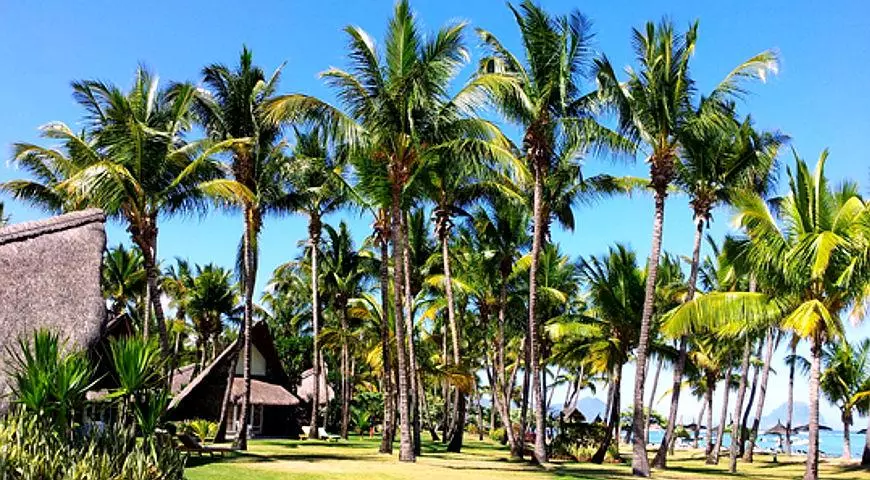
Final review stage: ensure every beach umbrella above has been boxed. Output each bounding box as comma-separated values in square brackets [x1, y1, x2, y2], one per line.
[764, 420, 789, 436]
[793, 424, 832, 433]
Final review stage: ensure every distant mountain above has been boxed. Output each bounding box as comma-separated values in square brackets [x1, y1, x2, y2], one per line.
[761, 401, 827, 428]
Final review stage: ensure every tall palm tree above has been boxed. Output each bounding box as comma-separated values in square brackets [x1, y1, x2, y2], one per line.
[5, 68, 226, 356]
[284, 126, 348, 439]
[658, 109, 785, 467]
[552, 244, 645, 463]
[476, 1, 628, 462]
[669, 151, 870, 479]
[596, 20, 776, 474]
[471, 199, 530, 457]
[187, 264, 238, 370]
[268, 1, 514, 460]
[320, 221, 370, 439]
[194, 47, 286, 449]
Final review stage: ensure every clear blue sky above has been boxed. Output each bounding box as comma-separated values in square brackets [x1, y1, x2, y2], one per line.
[2, 0, 869, 425]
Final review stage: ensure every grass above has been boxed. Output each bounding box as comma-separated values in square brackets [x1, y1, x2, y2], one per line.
[184, 436, 869, 480]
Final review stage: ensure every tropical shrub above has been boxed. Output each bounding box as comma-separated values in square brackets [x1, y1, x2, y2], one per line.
[181, 419, 218, 443]
[550, 422, 608, 461]
[0, 406, 186, 480]
[489, 427, 507, 443]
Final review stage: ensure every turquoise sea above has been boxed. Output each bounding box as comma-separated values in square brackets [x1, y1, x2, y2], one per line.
[646, 430, 866, 458]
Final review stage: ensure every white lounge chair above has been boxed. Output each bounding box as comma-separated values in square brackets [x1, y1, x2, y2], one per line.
[301, 425, 340, 441]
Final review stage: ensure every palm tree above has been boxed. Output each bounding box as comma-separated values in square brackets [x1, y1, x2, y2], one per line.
[187, 264, 238, 370]
[102, 244, 146, 321]
[552, 244, 645, 463]
[476, 1, 630, 462]
[596, 20, 777, 474]
[6, 68, 227, 357]
[819, 339, 870, 461]
[661, 111, 785, 467]
[194, 47, 285, 449]
[268, 1, 514, 460]
[669, 151, 870, 479]
[320, 221, 370, 439]
[283, 127, 348, 439]
[471, 199, 530, 457]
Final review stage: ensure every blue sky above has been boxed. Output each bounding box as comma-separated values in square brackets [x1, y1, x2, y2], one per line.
[2, 0, 869, 425]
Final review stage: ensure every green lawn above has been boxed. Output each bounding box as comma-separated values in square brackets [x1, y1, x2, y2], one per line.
[184, 436, 869, 480]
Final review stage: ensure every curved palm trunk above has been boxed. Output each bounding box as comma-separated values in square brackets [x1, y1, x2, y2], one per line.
[519, 333, 531, 458]
[593, 366, 621, 464]
[390, 181, 414, 462]
[633, 190, 669, 476]
[235, 208, 257, 450]
[418, 369, 439, 441]
[786, 343, 796, 456]
[440, 321, 450, 442]
[645, 356, 663, 444]
[654, 216, 704, 469]
[528, 161, 548, 464]
[842, 410, 852, 461]
[740, 340, 763, 456]
[136, 229, 171, 357]
[744, 330, 776, 462]
[711, 367, 732, 464]
[213, 347, 240, 443]
[401, 217, 421, 455]
[377, 237, 395, 454]
[497, 273, 520, 457]
[804, 338, 821, 480]
[309, 218, 322, 440]
[729, 336, 753, 472]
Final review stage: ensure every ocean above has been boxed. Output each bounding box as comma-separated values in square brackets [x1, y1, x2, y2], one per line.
[646, 429, 866, 458]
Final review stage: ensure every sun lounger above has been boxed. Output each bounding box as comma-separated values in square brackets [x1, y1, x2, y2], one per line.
[177, 433, 236, 456]
[300, 426, 340, 441]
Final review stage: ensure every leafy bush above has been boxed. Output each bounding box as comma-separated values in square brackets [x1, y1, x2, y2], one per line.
[551, 422, 608, 461]
[0, 406, 186, 480]
[181, 419, 218, 443]
[489, 427, 506, 443]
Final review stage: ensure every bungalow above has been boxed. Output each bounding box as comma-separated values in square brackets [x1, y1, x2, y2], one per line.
[168, 321, 333, 438]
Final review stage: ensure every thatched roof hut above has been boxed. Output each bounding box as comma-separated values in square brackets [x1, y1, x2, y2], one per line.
[765, 420, 789, 436]
[296, 366, 335, 406]
[0, 209, 107, 409]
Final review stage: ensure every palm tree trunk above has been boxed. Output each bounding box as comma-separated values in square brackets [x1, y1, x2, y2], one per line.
[704, 374, 716, 462]
[519, 331, 531, 458]
[235, 209, 256, 450]
[527, 161, 548, 464]
[744, 330, 776, 462]
[390, 180, 415, 462]
[440, 320, 450, 442]
[654, 215, 704, 469]
[634, 191, 668, 476]
[861, 416, 870, 465]
[401, 216, 421, 455]
[497, 273, 520, 457]
[711, 367, 732, 464]
[740, 340, 763, 456]
[842, 411, 852, 461]
[475, 383, 485, 441]
[804, 337, 821, 480]
[441, 224, 466, 453]
[786, 343, 796, 456]
[605, 381, 614, 426]
[340, 307, 350, 440]
[213, 346, 240, 443]
[308, 217, 322, 440]
[377, 236, 395, 454]
[729, 336, 753, 472]
[646, 356, 664, 444]
[418, 369, 439, 441]
[593, 366, 621, 464]
[693, 401, 706, 449]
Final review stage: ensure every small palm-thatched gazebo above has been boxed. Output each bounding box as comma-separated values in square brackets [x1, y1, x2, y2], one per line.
[0, 209, 107, 411]
[765, 420, 789, 436]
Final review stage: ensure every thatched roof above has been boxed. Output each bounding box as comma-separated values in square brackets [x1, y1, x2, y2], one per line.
[0, 209, 107, 409]
[765, 420, 789, 436]
[296, 366, 334, 406]
[229, 378, 298, 406]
